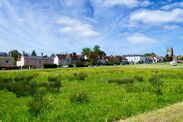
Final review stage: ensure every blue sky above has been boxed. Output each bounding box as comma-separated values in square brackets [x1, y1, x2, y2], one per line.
[1, 0, 183, 56]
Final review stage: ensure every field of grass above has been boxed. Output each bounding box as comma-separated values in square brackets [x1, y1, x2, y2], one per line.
[119, 101, 183, 122]
[1, 64, 183, 122]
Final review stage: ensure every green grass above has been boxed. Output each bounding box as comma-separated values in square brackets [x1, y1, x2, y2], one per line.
[1, 64, 183, 121]
[119, 102, 183, 122]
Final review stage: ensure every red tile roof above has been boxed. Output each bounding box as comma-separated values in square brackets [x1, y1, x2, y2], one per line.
[56, 54, 67, 59]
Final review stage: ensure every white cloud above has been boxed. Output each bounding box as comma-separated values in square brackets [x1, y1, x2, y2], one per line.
[103, 0, 140, 7]
[58, 16, 99, 37]
[163, 25, 178, 30]
[130, 8, 183, 24]
[94, 0, 150, 8]
[127, 33, 157, 44]
[161, 2, 183, 10]
[141, 0, 151, 7]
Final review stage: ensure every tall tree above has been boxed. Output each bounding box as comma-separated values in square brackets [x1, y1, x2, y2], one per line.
[93, 45, 106, 56]
[50, 53, 55, 58]
[82, 48, 91, 56]
[9, 50, 19, 64]
[31, 50, 37, 56]
[93, 45, 101, 54]
[144, 52, 156, 57]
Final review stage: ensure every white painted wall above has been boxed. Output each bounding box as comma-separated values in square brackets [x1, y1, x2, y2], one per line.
[17, 56, 53, 68]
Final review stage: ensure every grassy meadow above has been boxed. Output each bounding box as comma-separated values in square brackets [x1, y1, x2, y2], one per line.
[1, 64, 183, 122]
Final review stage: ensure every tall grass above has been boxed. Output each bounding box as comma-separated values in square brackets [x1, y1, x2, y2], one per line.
[0, 66, 183, 121]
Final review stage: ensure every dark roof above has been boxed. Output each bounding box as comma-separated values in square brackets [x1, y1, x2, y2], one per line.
[70, 55, 80, 60]
[0, 52, 8, 57]
[23, 56, 53, 60]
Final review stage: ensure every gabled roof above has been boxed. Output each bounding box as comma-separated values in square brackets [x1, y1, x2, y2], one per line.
[56, 54, 68, 59]
[70, 55, 80, 60]
[23, 56, 53, 60]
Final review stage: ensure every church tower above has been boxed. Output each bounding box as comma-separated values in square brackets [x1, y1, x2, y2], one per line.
[166, 47, 173, 57]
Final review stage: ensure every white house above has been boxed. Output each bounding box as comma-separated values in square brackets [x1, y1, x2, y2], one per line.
[17, 55, 53, 68]
[154, 56, 164, 63]
[124, 55, 146, 64]
[54, 54, 81, 66]
[54, 54, 72, 66]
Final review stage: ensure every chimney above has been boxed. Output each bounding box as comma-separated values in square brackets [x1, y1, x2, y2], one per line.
[41, 53, 43, 57]
[23, 51, 25, 56]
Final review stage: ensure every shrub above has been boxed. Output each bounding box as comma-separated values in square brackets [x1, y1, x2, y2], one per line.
[134, 75, 144, 82]
[175, 84, 183, 94]
[68, 64, 74, 67]
[48, 76, 58, 82]
[43, 64, 57, 69]
[148, 75, 163, 86]
[0, 77, 13, 83]
[47, 81, 62, 93]
[153, 86, 163, 95]
[75, 61, 84, 67]
[27, 94, 49, 117]
[108, 78, 134, 85]
[47, 76, 62, 93]
[14, 74, 36, 82]
[70, 92, 89, 104]
[149, 75, 164, 95]
[14, 76, 25, 82]
[125, 84, 150, 93]
[73, 73, 87, 81]
[0, 66, 20, 70]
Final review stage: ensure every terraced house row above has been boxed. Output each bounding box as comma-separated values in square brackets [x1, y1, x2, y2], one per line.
[0, 51, 165, 69]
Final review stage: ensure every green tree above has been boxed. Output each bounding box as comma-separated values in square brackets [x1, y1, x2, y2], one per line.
[82, 48, 91, 56]
[164, 54, 173, 62]
[144, 52, 156, 57]
[31, 50, 37, 56]
[93, 45, 106, 56]
[178, 56, 183, 60]
[9, 50, 19, 64]
[50, 53, 55, 58]
[82, 45, 106, 65]
[93, 45, 101, 54]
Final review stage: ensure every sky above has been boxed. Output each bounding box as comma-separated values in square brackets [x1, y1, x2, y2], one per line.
[1, 0, 183, 56]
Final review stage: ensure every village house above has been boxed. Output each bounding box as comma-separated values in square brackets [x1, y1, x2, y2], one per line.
[124, 55, 146, 64]
[153, 56, 164, 63]
[97, 56, 109, 64]
[0, 52, 14, 67]
[54, 54, 71, 66]
[54, 54, 81, 66]
[17, 53, 53, 68]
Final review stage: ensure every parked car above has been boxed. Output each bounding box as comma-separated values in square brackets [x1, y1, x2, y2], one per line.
[170, 61, 177, 66]
[121, 61, 129, 65]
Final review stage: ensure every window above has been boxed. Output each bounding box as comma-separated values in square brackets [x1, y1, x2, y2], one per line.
[5, 60, 9, 64]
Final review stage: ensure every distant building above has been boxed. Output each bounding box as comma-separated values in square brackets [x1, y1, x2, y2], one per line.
[0, 52, 14, 66]
[54, 54, 72, 66]
[167, 47, 173, 57]
[54, 54, 80, 66]
[153, 56, 164, 62]
[17, 52, 53, 68]
[0, 52, 8, 57]
[124, 55, 146, 64]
